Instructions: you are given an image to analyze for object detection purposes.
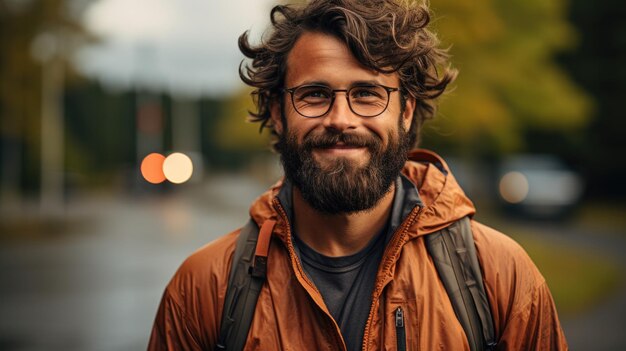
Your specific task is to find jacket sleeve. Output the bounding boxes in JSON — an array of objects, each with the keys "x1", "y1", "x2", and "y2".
[
  {"x1": 472, "y1": 222, "x2": 568, "y2": 351},
  {"x1": 496, "y1": 280, "x2": 568, "y2": 350},
  {"x1": 147, "y1": 289, "x2": 204, "y2": 351},
  {"x1": 147, "y1": 231, "x2": 239, "y2": 351}
]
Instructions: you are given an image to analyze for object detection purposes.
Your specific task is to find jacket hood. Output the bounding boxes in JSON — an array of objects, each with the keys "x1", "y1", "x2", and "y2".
[
  {"x1": 249, "y1": 149, "x2": 476, "y2": 242},
  {"x1": 402, "y1": 149, "x2": 476, "y2": 236}
]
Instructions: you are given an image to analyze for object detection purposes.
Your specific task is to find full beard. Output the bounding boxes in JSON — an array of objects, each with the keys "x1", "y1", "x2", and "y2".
[{"x1": 276, "y1": 122, "x2": 411, "y2": 214}]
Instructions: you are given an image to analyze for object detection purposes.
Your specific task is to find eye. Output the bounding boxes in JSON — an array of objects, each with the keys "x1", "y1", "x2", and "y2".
[
  {"x1": 350, "y1": 86, "x2": 384, "y2": 100},
  {"x1": 294, "y1": 86, "x2": 332, "y2": 102}
]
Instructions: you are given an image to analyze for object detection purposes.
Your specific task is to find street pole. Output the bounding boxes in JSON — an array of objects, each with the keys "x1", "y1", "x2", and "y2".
[
  {"x1": 36, "y1": 31, "x2": 65, "y2": 214},
  {"x1": 172, "y1": 97, "x2": 203, "y2": 182}
]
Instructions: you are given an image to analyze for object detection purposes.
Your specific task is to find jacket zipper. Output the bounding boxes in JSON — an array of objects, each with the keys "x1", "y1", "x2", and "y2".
[
  {"x1": 361, "y1": 205, "x2": 423, "y2": 351},
  {"x1": 272, "y1": 198, "x2": 348, "y2": 350},
  {"x1": 395, "y1": 307, "x2": 407, "y2": 351}
]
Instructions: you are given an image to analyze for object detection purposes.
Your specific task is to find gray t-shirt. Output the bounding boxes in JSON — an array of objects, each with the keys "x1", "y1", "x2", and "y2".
[
  {"x1": 278, "y1": 175, "x2": 422, "y2": 351},
  {"x1": 293, "y1": 221, "x2": 386, "y2": 351}
]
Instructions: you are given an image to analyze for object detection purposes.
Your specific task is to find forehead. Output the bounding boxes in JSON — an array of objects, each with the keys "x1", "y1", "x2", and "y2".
[{"x1": 284, "y1": 31, "x2": 399, "y2": 87}]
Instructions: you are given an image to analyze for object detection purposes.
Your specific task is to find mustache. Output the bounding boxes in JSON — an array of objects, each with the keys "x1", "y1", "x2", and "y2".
[{"x1": 303, "y1": 131, "x2": 381, "y2": 149}]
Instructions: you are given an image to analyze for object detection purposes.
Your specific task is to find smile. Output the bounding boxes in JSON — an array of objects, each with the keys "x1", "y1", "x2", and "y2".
[{"x1": 313, "y1": 144, "x2": 368, "y2": 156}]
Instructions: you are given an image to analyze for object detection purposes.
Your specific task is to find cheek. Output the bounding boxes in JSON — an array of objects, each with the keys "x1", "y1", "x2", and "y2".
[
  {"x1": 365, "y1": 119, "x2": 399, "y2": 143},
  {"x1": 284, "y1": 116, "x2": 320, "y2": 142}
]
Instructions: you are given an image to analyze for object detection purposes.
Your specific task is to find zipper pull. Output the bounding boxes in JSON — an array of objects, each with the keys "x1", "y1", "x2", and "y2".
[
  {"x1": 395, "y1": 307, "x2": 407, "y2": 351},
  {"x1": 395, "y1": 307, "x2": 404, "y2": 328}
]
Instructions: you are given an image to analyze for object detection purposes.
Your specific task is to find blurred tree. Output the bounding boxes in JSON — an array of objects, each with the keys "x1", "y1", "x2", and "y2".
[
  {"x1": 1, "y1": 0, "x2": 42, "y2": 204},
  {"x1": 63, "y1": 82, "x2": 136, "y2": 187},
  {"x1": 558, "y1": 0, "x2": 626, "y2": 200},
  {"x1": 0, "y1": 0, "x2": 94, "y2": 206},
  {"x1": 198, "y1": 96, "x2": 225, "y2": 168},
  {"x1": 424, "y1": 0, "x2": 593, "y2": 157},
  {"x1": 212, "y1": 88, "x2": 272, "y2": 169},
  {"x1": 215, "y1": 88, "x2": 270, "y2": 150}
]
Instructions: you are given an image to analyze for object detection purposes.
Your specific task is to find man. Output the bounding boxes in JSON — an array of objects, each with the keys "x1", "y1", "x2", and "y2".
[{"x1": 149, "y1": 0, "x2": 568, "y2": 350}]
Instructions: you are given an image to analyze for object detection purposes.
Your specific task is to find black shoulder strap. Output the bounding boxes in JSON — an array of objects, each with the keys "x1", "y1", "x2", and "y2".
[
  {"x1": 215, "y1": 219, "x2": 274, "y2": 351},
  {"x1": 425, "y1": 217, "x2": 497, "y2": 351}
]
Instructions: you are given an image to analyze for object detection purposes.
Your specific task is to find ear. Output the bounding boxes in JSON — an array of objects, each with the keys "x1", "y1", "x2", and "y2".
[
  {"x1": 270, "y1": 99, "x2": 283, "y2": 135},
  {"x1": 401, "y1": 95, "x2": 416, "y2": 132}
]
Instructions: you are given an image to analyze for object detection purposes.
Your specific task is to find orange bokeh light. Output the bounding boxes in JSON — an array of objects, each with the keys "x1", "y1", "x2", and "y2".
[{"x1": 141, "y1": 153, "x2": 166, "y2": 184}]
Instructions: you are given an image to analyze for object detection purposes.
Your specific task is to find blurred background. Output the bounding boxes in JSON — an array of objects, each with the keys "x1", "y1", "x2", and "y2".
[{"x1": 0, "y1": 0, "x2": 625, "y2": 350}]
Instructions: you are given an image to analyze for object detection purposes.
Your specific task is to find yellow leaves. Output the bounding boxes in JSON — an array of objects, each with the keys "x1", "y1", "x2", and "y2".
[
  {"x1": 433, "y1": 0, "x2": 506, "y2": 46},
  {"x1": 425, "y1": 0, "x2": 593, "y2": 154},
  {"x1": 214, "y1": 88, "x2": 270, "y2": 151},
  {"x1": 437, "y1": 85, "x2": 521, "y2": 152},
  {"x1": 504, "y1": 63, "x2": 593, "y2": 130}
]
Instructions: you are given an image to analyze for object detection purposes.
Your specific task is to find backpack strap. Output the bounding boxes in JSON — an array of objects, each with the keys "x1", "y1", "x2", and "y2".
[
  {"x1": 216, "y1": 216, "x2": 495, "y2": 350},
  {"x1": 425, "y1": 217, "x2": 497, "y2": 351},
  {"x1": 215, "y1": 219, "x2": 275, "y2": 351}
]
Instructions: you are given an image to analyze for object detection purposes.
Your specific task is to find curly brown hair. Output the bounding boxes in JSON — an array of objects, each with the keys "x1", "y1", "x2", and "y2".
[{"x1": 239, "y1": 0, "x2": 457, "y2": 147}]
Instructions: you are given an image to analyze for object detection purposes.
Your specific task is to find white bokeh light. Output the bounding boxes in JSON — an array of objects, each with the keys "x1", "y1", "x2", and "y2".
[{"x1": 163, "y1": 153, "x2": 193, "y2": 184}]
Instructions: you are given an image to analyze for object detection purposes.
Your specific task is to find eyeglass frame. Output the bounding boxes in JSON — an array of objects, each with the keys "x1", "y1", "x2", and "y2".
[{"x1": 282, "y1": 83, "x2": 400, "y2": 118}]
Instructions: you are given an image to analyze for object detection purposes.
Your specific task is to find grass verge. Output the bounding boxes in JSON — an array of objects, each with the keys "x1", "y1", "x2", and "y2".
[
  {"x1": 0, "y1": 216, "x2": 92, "y2": 242},
  {"x1": 511, "y1": 232, "x2": 622, "y2": 317}
]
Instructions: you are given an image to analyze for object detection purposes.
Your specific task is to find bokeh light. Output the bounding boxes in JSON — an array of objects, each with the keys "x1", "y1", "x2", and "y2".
[
  {"x1": 163, "y1": 152, "x2": 193, "y2": 184},
  {"x1": 499, "y1": 171, "x2": 529, "y2": 204},
  {"x1": 140, "y1": 153, "x2": 166, "y2": 184}
]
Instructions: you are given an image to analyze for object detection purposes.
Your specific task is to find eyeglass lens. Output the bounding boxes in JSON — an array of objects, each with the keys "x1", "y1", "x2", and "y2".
[{"x1": 292, "y1": 85, "x2": 390, "y2": 118}]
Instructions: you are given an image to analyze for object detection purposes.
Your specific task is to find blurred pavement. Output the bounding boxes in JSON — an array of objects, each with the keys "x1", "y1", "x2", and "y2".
[
  {"x1": 0, "y1": 175, "x2": 268, "y2": 351},
  {"x1": 0, "y1": 175, "x2": 624, "y2": 350}
]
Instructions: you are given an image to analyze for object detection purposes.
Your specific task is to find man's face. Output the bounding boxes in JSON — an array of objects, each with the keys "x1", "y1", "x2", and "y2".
[{"x1": 271, "y1": 31, "x2": 416, "y2": 214}]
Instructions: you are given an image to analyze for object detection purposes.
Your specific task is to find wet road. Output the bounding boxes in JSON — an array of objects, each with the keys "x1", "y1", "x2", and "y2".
[
  {"x1": 0, "y1": 175, "x2": 624, "y2": 350},
  {"x1": 0, "y1": 175, "x2": 265, "y2": 351}
]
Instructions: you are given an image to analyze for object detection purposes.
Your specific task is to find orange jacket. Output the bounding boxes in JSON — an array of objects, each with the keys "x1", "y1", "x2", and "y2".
[{"x1": 148, "y1": 150, "x2": 568, "y2": 350}]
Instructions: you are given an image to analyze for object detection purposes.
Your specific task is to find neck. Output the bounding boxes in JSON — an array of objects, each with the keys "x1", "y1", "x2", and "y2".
[{"x1": 292, "y1": 182, "x2": 395, "y2": 257}]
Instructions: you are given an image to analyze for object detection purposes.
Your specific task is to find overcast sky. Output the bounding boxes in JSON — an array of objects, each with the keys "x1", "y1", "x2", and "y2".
[{"x1": 77, "y1": 0, "x2": 276, "y2": 96}]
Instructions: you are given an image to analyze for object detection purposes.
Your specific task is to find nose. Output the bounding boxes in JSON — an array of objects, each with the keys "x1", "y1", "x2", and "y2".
[{"x1": 322, "y1": 92, "x2": 358, "y2": 132}]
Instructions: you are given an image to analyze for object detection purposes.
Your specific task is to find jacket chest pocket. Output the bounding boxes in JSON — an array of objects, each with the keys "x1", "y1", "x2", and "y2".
[{"x1": 386, "y1": 299, "x2": 419, "y2": 351}]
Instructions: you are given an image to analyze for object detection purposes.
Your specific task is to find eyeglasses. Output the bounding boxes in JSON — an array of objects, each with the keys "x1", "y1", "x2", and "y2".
[{"x1": 283, "y1": 83, "x2": 400, "y2": 118}]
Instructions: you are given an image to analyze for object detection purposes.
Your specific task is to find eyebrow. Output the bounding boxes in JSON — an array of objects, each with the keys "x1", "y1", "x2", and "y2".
[{"x1": 295, "y1": 80, "x2": 385, "y2": 88}]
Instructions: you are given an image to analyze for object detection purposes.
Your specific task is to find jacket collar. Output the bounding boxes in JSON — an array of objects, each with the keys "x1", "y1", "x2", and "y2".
[{"x1": 403, "y1": 149, "x2": 476, "y2": 237}]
